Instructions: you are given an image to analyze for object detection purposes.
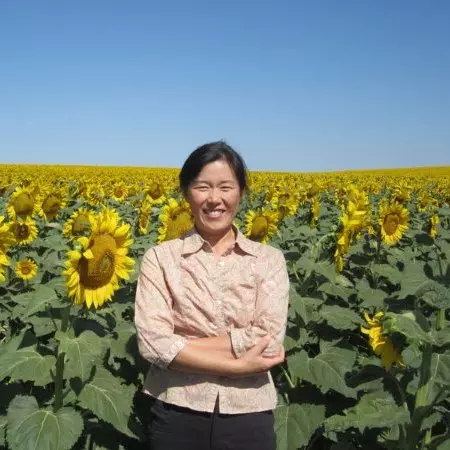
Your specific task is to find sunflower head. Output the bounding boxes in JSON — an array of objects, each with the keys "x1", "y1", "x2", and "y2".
[
  {"x1": 15, "y1": 258, "x2": 38, "y2": 280},
  {"x1": 63, "y1": 208, "x2": 135, "y2": 309},
  {"x1": 63, "y1": 208, "x2": 94, "y2": 239},
  {"x1": 0, "y1": 252, "x2": 10, "y2": 283},
  {"x1": 244, "y1": 209, "x2": 279, "y2": 244},
  {"x1": 7, "y1": 187, "x2": 39, "y2": 220},
  {"x1": 9, "y1": 218, "x2": 38, "y2": 245},
  {"x1": 361, "y1": 312, "x2": 405, "y2": 370},
  {"x1": 40, "y1": 190, "x2": 67, "y2": 221},
  {"x1": 428, "y1": 214, "x2": 440, "y2": 239},
  {"x1": 0, "y1": 216, "x2": 16, "y2": 253},
  {"x1": 157, "y1": 198, "x2": 193, "y2": 242},
  {"x1": 378, "y1": 202, "x2": 409, "y2": 246}
]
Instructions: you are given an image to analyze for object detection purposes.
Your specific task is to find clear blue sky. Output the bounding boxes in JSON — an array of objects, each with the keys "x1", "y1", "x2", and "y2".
[{"x1": 0, "y1": 0, "x2": 449, "y2": 172}]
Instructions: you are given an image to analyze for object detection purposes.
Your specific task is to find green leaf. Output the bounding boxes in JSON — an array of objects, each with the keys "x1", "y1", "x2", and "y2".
[
  {"x1": 291, "y1": 295, "x2": 322, "y2": 325},
  {"x1": 288, "y1": 348, "x2": 357, "y2": 398},
  {"x1": 325, "y1": 391, "x2": 410, "y2": 433},
  {"x1": 7, "y1": 395, "x2": 83, "y2": 450},
  {"x1": 319, "y1": 305, "x2": 361, "y2": 330},
  {"x1": 109, "y1": 323, "x2": 137, "y2": 363},
  {"x1": 274, "y1": 403, "x2": 325, "y2": 450},
  {"x1": 383, "y1": 312, "x2": 433, "y2": 345},
  {"x1": 414, "y1": 280, "x2": 449, "y2": 309},
  {"x1": 0, "y1": 415, "x2": 6, "y2": 447},
  {"x1": 56, "y1": 330, "x2": 107, "y2": 381},
  {"x1": 397, "y1": 261, "x2": 430, "y2": 298},
  {"x1": 0, "y1": 348, "x2": 56, "y2": 386},
  {"x1": 78, "y1": 367, "x2": 134, "y2": 436},
  {"x1": 357, "y1": 287, "x2": 386, "y2": 308},
  {"x1": 318, "y1": 282, "x2": 354, "y2": 300}
]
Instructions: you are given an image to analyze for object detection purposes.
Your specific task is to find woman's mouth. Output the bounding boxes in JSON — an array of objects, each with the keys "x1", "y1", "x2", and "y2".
[{"x1": 203, "y1": 209, "x2": 225, "y2": 218}]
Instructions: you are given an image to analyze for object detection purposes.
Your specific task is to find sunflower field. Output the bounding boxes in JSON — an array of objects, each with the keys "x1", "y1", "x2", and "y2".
[{"x1": 0, "y1": 164, "x2": 450, "y2": 450}]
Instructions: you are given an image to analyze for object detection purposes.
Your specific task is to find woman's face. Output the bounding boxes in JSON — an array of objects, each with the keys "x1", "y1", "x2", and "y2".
[{"x1": 185, "y1": 159, "x2": 242, "y2": 239}]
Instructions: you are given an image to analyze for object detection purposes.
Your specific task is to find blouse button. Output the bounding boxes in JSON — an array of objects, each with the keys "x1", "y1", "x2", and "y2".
[{"x1": 218, "y1": 260, "x2": 224, "y2": 267}]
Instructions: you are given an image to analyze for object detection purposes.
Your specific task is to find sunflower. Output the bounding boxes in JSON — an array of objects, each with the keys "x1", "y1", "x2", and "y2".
[
  {"x1": 0, "y1": 216, "x2": 16, "y2": 253},
  {"x1": 6, "y1": 187, "x2": 40, "y2": 220},
  {"x1": 0, "y1": 252, "x2": 10, "y2": 283},
  {"x1": 145, "y1": 181, "x2": 166, "y2": 204},
  {"x1": 137, "y1": 199, "x2": 153, "y2": 235},
  {"x1": 378, "y1": 202, "x2": 409, "y2": 246},
  {"x1": 270, "y1": 190, "x2": 299, "y2": 219},
  {"x1": 157, "y1": 198, "x2": 193, "y2": 242},
  {"x1": 86, "y1": 184, "x2": 106, "y2": 206},
  {"x1": 361, "y1": 312, "x2": 405, "y2": 370},
  {"x1": 428, "y1": 214, "x2": 440, "y2": 239},
  {"x1": 63, "y1": 208, "x2": 94, "y2": 239},
  {"x1": 15, "y1": 258, "x2": 38, "y2": 280},
  {"x1": 40, "y1": 190, "x2": 67, "y2": 221},
  {"x1": 9, "y1": 218, "x2": 38, "y2": 245},
  {"x1": 308, "y1": 197, "x2": 320, "y2": 228},
  {"x1": 244, "y1": 209, "x2": 279, "y2": 244},
  {"x1": 63, "y1": 208, "x2": 135, "y2": 309},
  {"x1": 110, "y1": 182, "x2": 128, "y2": 202}
]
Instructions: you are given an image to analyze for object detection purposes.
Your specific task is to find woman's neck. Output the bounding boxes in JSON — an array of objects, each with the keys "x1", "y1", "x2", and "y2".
[{"x1": 197, "y1": 226, "x2": 235, "y2": 255}]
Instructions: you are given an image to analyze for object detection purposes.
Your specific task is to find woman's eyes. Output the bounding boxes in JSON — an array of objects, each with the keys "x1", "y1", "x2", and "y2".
[{"x1": 196, "y1": 186, "x2": 234, "y2": 191}]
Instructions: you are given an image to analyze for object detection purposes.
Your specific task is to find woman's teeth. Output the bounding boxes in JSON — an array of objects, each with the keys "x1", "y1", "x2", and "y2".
[{"x1": 204, "y1": 210, "x2": 224, "y2": 217}]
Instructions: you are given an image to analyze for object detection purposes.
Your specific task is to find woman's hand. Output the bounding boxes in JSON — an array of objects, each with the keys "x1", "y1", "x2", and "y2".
[{"x1": 232, "y1": 335, "x2": 285, "y2": 377}]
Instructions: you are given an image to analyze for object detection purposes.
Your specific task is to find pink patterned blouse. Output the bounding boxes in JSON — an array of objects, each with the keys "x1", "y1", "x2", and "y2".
[{"x1": 134, "y1": 226, "x2": 290, "y2": 414}]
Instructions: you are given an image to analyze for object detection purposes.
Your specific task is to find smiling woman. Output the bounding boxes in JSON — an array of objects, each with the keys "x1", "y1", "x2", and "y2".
[{"x1": 134, "y1": 141, "x2": 290, "y2": 450}]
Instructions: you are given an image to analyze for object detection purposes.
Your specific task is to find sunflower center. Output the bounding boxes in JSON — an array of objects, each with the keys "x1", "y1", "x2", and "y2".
[
  {"x1": 250, "y1": 216, "x2": 269, "y2": 240},
  {"x1": 114, "y1": 186, "x2": 125, "y2": 198},
  {"x1": 72, "y1": 214, "x2": 91, "y2": 234},
  {"x1": 165, "y1": 211, "x2": 193, "y2": 241},
  {"x1": 42, "y1": 194, "x2": 61, "y2": 219},
  {"x1": 147, "y1": 183, "x2": 163, "y2": 200},
  {"x1": 384, "y1": 213, "x2": 400, "y2": 235},
  {"x1": 19, "y1": 262, "x2": 33, "y2": 275},
  {"x1": 13, "y1": 192, "x2": 34, "y2": 218},
  {"x1": 79, "y1": 234, "x2": 117, "y2": 288},
  {"x1": 14, "y1": 223, "x2": 31, "y2": 240}
]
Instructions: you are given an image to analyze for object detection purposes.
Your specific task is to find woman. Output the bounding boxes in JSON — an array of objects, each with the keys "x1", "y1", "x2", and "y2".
[{"x1": 134, "y1": 141, "x2": 290, "y2": 450}]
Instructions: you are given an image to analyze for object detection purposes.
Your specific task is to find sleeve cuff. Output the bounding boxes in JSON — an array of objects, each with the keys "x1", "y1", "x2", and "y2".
[
  {"x1": 160, "y1": 338, "x2": 187, "y2": 369},
  {"x1": 229, "y1": 328, "x2": 246, "y2": 358}
]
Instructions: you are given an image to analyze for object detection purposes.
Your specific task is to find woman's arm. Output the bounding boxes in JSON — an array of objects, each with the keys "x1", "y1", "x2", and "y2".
[{"x1": 170, "y1": 335, "x2": 285, "y2": 377}]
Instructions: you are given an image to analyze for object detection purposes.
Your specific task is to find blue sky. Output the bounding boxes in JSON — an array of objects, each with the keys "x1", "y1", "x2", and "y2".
[{"x1": 0, "y1": 0, "x2": 449, "y2": 172}]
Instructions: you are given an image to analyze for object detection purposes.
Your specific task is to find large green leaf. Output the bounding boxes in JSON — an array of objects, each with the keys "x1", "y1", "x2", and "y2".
[
  {"x1": 397, "y1": 261, "x2": 430, "y2": 298},
  {"x1": 291, "y1": 295, "x2": 322, "y2": 325},
  {"x1": 11, "y1": 285, "x2": 59, "y2": 318},
  {"x1": 318, "y1": 282, "x2": 354, "y2": 300},
  {"x1": 0, "y1": 415, "x2": 6, "y2": 447},
  {"x1": 357, "y1": 286, "x2": 386, "y2": 308},
  {"x1": 275, "y1": 403, "x2": 325, "y2": 450},
  {"x1": 7, "y1": 395, "x2": 83, "y2": 450},
  {"x1": 383, "y1": 312, "x2": 433, "y2": 345},
  {"x1": 0, "y1": 348, "x2": 56, "y2": 386},
  {"x1": 319, "y1": 305, "x2": 361, "y2": 330},
  {"x1": 78, "y1": 367, "x2": 135, "y2": 436},
  {"x1": 325, "y1": 391, "x2": 410, "y2": 432},
  {"x1": 56, "y1": 330, "x2": 107, "y2": 381},
  {"x1": 288, "y1": 348, "x2": 357, "y2": 398},
  {"x1": 109, "y1": 322, "x2": 137, "y2": 363}
]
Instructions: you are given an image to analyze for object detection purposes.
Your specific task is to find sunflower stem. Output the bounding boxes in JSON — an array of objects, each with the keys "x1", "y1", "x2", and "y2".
[
  {"x1": 436, "y1": 309, "x2": 445, "y2": 331},
  {"x1": 406, "y1": 344, "x2": 432, "y2": 449},
  {"x1": 53, "y1": 304, "x2": 71, "y2": 413},
  {"x1": 281, "y1": 365, "x2": 295, "y2": 389}
]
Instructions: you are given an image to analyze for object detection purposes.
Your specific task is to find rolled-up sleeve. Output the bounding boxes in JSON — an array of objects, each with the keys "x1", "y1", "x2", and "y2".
[
  {"x1": 134, "y1": 247, "x2": 187, "y2": 369},
  {"x1": 229, "y1": 248, "x2": 289, "y2": 358}
]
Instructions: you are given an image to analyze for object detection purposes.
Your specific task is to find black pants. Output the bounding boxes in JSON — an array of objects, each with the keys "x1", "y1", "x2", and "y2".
[{"x1": 147, "y1": 397, "x2": 276, "y2": 450}]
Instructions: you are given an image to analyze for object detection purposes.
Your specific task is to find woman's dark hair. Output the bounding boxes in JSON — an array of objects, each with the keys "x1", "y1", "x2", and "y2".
[{"x1": 179, "y1": 141, "x2": 248, "y2": 194}]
